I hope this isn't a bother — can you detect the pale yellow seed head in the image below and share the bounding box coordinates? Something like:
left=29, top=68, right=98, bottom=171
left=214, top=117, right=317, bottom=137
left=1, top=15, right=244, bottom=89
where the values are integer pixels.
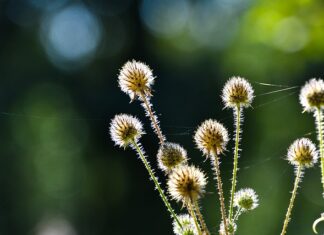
left=167, top=165, right=207, bottom=203
left=194, top=119, right=229, bottom=156
left=287, top=138, right=318, bottom=168
left=299, top=78, right=324, bottom=112
left=118, top=60, right=154, bottom=101
left=222, top=76, right=254, bottom=108
left=157, top=142, right=188, bottom=173
left=109, top=114, right=144, bottom=148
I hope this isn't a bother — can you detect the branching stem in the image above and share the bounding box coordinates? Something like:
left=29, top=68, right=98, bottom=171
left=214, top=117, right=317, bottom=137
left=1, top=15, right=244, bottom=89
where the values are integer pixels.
left=140, top=94, right=165, bottom=145
left=229, top=104, right=241, bottom=221
left=280, top=165, right=302, bottom=235
left=193, top=200, right=210, bottom=235
left=211, top=153, right=228, bottom=235
left=131, top=140, right=182, bottom=228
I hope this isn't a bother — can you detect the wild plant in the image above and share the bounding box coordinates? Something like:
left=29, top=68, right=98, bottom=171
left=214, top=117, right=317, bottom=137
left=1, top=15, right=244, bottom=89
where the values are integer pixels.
left=110, top=60, right=323, bottom=235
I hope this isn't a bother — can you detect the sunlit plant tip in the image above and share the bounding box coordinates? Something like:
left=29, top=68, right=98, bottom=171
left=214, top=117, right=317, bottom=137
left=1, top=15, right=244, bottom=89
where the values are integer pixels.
left=299, top=78, right=324, bottom=112
left=118, top=60, right=154, bottom=101
left=234, top=188, right=259, bottom=212
left=222, top=76, right=254, bottom=108
left=287, top=138, right=318, bottom=168
left=219, top=219, right=237, bottom=235
left=194, top=119, right=229, bottom=156
left=157, top=142, right=188, bottom=173
left=173, top=214, right=198, bottom=235
left=109, top=114, right=144, bottom=148
left=167, top=165, right=207, bottom=203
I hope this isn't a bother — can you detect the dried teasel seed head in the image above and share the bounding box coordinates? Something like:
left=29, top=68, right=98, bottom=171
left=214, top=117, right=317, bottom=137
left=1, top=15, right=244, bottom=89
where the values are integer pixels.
left=118, top=60, right=154, bottom=101
left=222, top=76, right=254, bottom=108
left=194, top=119, right=229, bottom=156
left=287, top=138, right=318, bottom=168
left=173, top=214, right=198, bottom=235
left=234, top=188, right=259, bottom=212
left=219, top=219, right=237, bottom=235
left=157, top=142, right=188, bottom=173
left=167, top=165, right=207, bottom=203
left=299, top=78, right=324, bottom=112
left=109, top=114, right=144, bottom=148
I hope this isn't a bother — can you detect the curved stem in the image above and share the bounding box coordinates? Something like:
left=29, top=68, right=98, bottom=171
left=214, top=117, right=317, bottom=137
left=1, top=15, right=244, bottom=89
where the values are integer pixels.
left=229, top=105, right=241, bottom=221
left=280, top=165, right=302, bottom=235
left=211, top=153, right=228, bottom=235
left=131, top=140, right=182, bottom=229
left=316, top=108, right=324, bottom=194
left=193, top=200, right=210, bottom=235
left=188, top=200, right=202, bottom=235
left=140, top=94, right=165, bottom=145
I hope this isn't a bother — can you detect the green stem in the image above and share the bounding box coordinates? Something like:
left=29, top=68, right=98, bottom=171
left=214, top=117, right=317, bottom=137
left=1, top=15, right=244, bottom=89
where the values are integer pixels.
left=188, top=200, right=202, bottom=235
left=229, top=105, right=241, bottom=221
left=233, top=207, right=242, bottom=222
left=211, top=153, right=228, bottom=235
left=316, top=108, right=324, bottom=194
left=193, top=200, right=210, bottom=235
left=131, top=140, right=182, bottom=229
left=280, top=165, right=302, bottom=235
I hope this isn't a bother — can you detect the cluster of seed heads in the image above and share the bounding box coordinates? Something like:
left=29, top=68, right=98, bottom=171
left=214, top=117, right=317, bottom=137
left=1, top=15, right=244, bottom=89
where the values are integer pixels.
left=110, top=59, right=324, bottom=235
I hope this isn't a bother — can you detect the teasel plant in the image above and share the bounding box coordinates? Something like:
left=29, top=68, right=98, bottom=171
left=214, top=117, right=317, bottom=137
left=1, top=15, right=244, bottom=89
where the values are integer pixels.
left=194, top=119, right=230, bottom=235
left=299, top=78, right=324, bottom=233
left=111, top=60, right=260, bottom=235
left=280, top=138, right=318, bottom=235
left=118, top=60, right=166, bottom=144
left=222, top=77, right=254, bottom=223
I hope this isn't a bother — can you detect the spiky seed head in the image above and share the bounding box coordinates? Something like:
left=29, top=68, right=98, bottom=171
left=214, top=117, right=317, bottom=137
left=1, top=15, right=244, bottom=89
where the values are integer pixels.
left=173, top=214, right=198, bottom=235
left=157, top=142, right=188, bottom=173
left=194, top=119, right=229, bottom=156
left=168, top=165, right=207, bottom=203
left=222, top=76, right=254, bottom=108
left=219, top=219, right=237, bottom=235
left=118, top=60, right=154, bottom=101
left=110, top=114, right=144, bottom=148
left=234, top=188, right=259, bottom=212
left=287, top=138, right=318, bottom=168
left=299, top=78, right=324, bottom=112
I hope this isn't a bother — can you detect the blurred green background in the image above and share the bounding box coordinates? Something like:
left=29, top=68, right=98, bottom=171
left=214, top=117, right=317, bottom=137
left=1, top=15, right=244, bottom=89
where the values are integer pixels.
left=0, top=0, right=323, bottom=234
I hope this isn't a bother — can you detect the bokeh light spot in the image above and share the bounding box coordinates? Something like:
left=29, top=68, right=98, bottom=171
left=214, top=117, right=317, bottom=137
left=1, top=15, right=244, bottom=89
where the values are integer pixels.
left=272, top=17, right=309, bottom=53
left=40, top=4, right=102, bottom=70
left=139, top=0, right=190, bottom=38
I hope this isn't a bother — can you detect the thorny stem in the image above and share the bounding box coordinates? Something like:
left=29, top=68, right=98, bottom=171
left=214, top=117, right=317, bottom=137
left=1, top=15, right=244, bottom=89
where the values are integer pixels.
left=211, top=153, right=229, bottom=235
left=316, top=108, right=324, bottom=194
left=229, top=104, right=241, bottom=221
left=140, top=94, right=165, bottom=145
left=280, top=165, right=302, bottom=235
left=188, top=200, right=202, bottom=235
left=233, top=207, right=242, bottom=222
left=131, top=140, right=182, bottom=229
left=193, top=200, right=210, bottom=235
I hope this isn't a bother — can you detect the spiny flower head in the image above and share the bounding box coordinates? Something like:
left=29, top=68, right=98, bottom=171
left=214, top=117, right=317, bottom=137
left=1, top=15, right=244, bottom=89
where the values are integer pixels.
left=110, top=114, right=144, bottom=148
left=222, top=76, right=254, bottom=108
left=118, top=60, right=154, bottom=101
left=173, top=214, right=198, bottom=235
left=287, top=138, right=318, bottom=168
left=168, top=165, right=207, bottom=203
left=157, top=142, right=188, bottom=173
left=194, top=119, right=229, bottom=156
left=299, top=78, right=324, bottom=112
left=234, top=188, right=259, bottom=212
left=219, top=219, right=237, bottom=235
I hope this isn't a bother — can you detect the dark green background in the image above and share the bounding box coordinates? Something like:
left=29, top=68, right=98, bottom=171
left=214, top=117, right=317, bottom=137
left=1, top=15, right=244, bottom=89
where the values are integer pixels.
left=0, top=0, right=323, bottom=234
